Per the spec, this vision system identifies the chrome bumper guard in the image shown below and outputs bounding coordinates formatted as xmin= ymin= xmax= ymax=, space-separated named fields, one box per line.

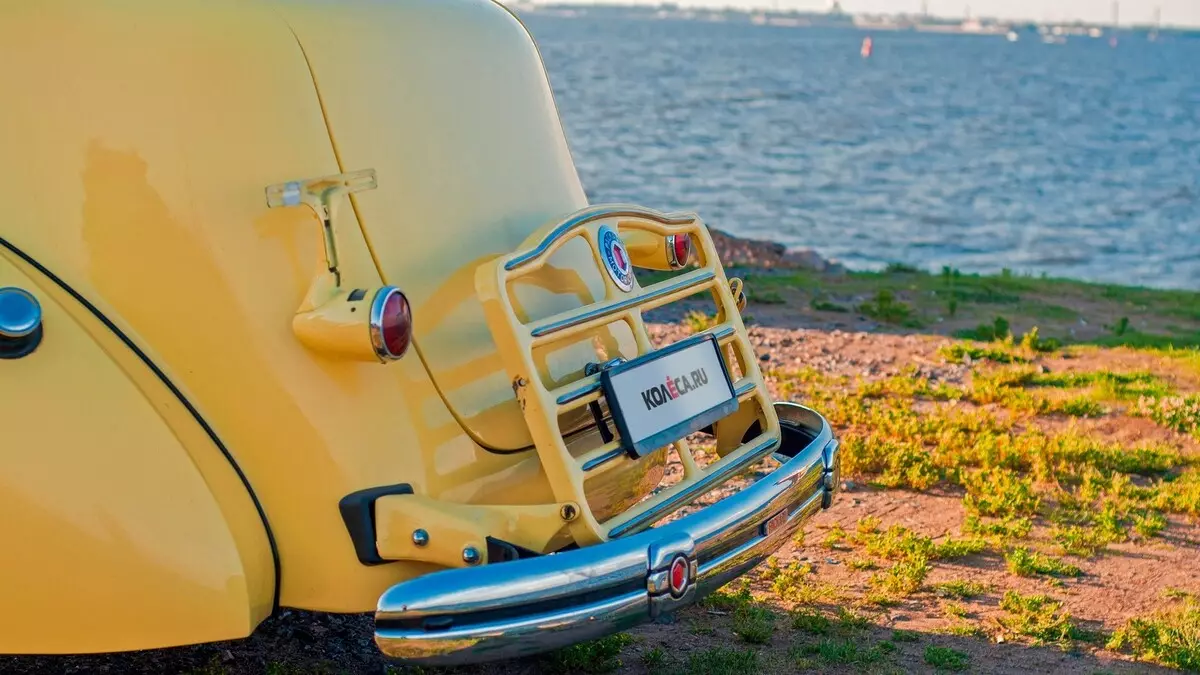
xmin=375 ymin=403 xmax=839 ymax=665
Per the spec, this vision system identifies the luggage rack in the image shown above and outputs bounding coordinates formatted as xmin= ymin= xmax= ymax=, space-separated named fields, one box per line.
xmin=476 ymin=204 xmax=781 ymax=546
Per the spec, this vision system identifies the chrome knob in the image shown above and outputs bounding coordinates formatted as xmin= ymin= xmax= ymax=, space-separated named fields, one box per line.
xmin=0 ymin=287 xmax=43 ymax=360
xmin=0 ymin=287 xmax=40 ymax=338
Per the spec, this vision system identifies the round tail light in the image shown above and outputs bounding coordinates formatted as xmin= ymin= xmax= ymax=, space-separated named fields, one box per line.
xmin=668 ymin=556 xmax=690 ymax=597
xmin=369 ymin=287 xmax=412 ymax=361
xmin=666 ymin=234 xmax=693 ymax=270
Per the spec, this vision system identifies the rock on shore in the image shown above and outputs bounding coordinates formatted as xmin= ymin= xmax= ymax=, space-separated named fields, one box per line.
xmin=708 ymin=228 xmax=846 ymax=273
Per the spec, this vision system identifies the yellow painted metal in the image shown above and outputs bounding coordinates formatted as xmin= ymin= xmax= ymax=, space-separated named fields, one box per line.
xmin=291 ymin=287 xmax=389 ymax=362
xmin=476 ymin=205 xmax=780 ymax=545
xmin=375 ymin=495 xmax=572 ymax=567
xmin=0 ymin=0 xmax=773 ymax=655
xmin=272 ymin=0 xmax=600 ymax=452
xmin=0 ymin=0 xmax=566 ymax=627
xmin=0 ymin=250 xmax=275 ymax=653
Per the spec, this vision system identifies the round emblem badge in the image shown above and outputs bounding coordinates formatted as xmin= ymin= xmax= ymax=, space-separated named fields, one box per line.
xmin=598 ymin=225 xmax=634 ymax=292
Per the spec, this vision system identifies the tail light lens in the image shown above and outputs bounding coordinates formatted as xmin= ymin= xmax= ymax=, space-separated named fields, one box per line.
xmin=369 ymin=287 xmax=412 ymax=361
xmin=666 ymin=234 xmax=693 ymax=270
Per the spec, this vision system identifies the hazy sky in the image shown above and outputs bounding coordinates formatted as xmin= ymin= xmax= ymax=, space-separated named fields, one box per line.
xmin=536 ymin=0 xmax=1200 ymax=27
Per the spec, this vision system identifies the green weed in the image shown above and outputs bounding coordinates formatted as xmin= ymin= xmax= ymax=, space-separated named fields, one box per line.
xmin=932 ymin=580 xmax=991 ymax=599
xmin=1107 ymin=599 xmax=1200 ymax=671
xmin=924 ymin=645 xmax=970 ymax=671
xmin=858 ymin=290 xmax=921 ymax=327
xmin=542 ymin=633 xmax=635 ymax=674
xmin=683 ymin=647 xmax=759 ymax=675
xmin=998 ymin=591 xmax=1082 ymax=644
xmin=1005 ymin=547 xmax=1083 ymax=578
xmin=731 ymin=602 xmax=775 ymax=645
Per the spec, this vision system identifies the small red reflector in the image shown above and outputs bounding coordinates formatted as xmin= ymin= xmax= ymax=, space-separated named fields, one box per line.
xmin=370 ymin=287 xmax=413 ymax=361
xmin=667 ymin=234 xmax=693 ymax=269
xmin=669 ymin=556 xmax=689 ymax=596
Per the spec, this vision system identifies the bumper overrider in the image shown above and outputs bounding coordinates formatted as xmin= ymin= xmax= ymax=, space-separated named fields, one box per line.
xmin=374 ymin=403 xmax=840 ymax=665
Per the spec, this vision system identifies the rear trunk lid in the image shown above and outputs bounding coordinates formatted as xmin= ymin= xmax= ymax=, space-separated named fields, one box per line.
xmin=276 ymin=0 xmax=635 ymax=450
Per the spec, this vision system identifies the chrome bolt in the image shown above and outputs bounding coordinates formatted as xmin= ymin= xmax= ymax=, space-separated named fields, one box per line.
xmin=462 ymin=546 xmax=481 ymax=566
xmin=411 ymin=529 xmax=429 ymax=547
xmin=560 ymin=504 xmax=578 ymax=521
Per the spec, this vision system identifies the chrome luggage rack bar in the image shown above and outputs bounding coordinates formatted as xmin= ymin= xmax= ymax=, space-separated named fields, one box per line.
xmin=474 ymin=204 xmax=782 ymax=547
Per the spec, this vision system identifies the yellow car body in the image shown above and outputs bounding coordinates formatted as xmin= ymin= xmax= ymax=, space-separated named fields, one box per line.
xmin=0 ymin=0 xmax=839 ymax=664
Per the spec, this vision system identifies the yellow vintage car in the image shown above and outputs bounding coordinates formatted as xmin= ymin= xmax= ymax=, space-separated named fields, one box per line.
xmin=0 ymin=0 xmax=839 ymax=666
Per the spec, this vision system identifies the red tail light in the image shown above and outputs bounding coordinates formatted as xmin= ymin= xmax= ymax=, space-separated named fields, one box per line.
xmin=668 ymin=556 xmax=690 ymax=597
xmin=370 ymin=287 xmax=412 ymax=361
xmin=666 ymin=233 xmax=693 ymax=270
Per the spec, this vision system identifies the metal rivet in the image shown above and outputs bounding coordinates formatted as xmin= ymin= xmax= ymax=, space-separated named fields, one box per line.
xmin=411 ymin=529 xmax=429 ymax=547
xmin=462 ymin=546 xmax=481 ymax=566
xmin=560 ymin=504 xmax=578 ymax=522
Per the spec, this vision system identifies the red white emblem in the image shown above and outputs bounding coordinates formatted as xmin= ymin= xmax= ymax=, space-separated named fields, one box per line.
xmin=598 ymin=225 xmax=635 ymax=292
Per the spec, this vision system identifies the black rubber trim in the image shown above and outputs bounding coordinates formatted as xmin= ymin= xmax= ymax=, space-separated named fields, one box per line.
xmin=0 ymin=237 xmax=282 ymax=610
xmin=338 ymin=483 xmax=414 ymax=565
xmin=485 ymin=536 xmax=541 ymax=564
xmin=0 ymin=323 xmax=43 ymax=359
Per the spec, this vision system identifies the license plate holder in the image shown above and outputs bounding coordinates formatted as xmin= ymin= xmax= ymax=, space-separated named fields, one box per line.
xmin=600 ymin=334 xmax=738 ymax=459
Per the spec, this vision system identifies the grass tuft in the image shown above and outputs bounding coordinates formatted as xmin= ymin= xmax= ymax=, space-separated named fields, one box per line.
xmin=1107 ymin=599 xmax=1200 ymax=671
xmin=924 ymin=645 xmax=971 ymax=671
xmin=998 ymin=591 xmax=1082 ymax=644
xmin=1005 ymin=547 xmax=1083 ymax=578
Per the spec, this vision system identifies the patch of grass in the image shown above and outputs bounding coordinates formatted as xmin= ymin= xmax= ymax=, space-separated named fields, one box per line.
xmin=999 ymin=591 xmax=1082 ymax=644
xmin=859 ymin=524 xmax=933 ymax=560
xmin=1051 ymin=525 xmax=1117 ymax=558
xmin=932 ymin=580 xmax=991 ymax=600
xmin=810 ymin=296 xmax=849 ymax=312
xmin=858 ymin=290 xmax=921 ymax=327
xmin=746 ymin=288 xmax=785 ymax=305
xmin=1134 ymin=395 xmax=1200 ymax=438
xmin=1033 ymin=370 xmax=1171 ymax=400
xmin=892 ymin=629 xmax=921 ymax=642
xmin=835 ymin=607 xmax=873 ymax=632
xmin=1054 ymin=396 xmax=1106 ymax=418
xmin=796 ymin=639 xmax=892 ymax=666
xmin=932 ymin=537 xmax=988 ymax=560
xmin=847 ymin=556 xmax=879 ymax=571
xmin=1005 ymin=547 xmax=1083 ymax=578
xmin=542 ymin=633 xmax=636 ymax=674
xmin=683 ymin=309 xmax=719 ymax=334
xmin=942 ymin=601 xmax=969 ymax=618
xmin=1133 ymin=510 xmax=1169 ymax=538
xmin=963 ymin=468 xmax=1041 ymax=518
xmin=822 ymin=524 xmax=849 ymax=549
xmin=964 ymin=515 xmax=1033 ymax=540
xmin=641 ymin=646 xmax=666 ymax=669
xmin=703 ymin=585 xmax=754 ymax=612
xmin=766 ymin=560 xmax=818 ymax=604
xmin=938 ymin=342 xmax=1027 ymax=365
xmin=731 ymin=602 xmax=775 ymax=645
xmin=870 ymin=556 xmax=930 ymax=598
xmin=1107 ymin=599 xmax=1200 ymax=671
xmin=944 ymin=620 xmax=988 ymax=638
xmin=924 ymin=645 xmax=970 ymax=671
xmin=684 ymin=647 xmax=759 ymax=675
xmin=791 ymin=608 xmax=832 ymax=635
xmin=954 ymin=316 xmax=1012 ymax=342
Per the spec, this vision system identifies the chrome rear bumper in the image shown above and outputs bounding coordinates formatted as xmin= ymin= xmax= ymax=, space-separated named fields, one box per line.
xmin=374 ymin=403 xmax=839 ymax=665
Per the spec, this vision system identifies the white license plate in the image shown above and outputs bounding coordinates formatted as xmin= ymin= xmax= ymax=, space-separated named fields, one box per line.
xmin=601 ymin=335 xmax=738 ymax=458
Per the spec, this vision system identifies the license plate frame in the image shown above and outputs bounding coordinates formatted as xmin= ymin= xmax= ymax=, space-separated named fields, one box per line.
xmin=600 ymin=334 xmax=738 ymax=459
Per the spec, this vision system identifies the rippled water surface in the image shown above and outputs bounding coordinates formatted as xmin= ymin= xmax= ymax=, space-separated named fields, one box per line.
xmin=522 ymin=14 xmax=1200 ymax=289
